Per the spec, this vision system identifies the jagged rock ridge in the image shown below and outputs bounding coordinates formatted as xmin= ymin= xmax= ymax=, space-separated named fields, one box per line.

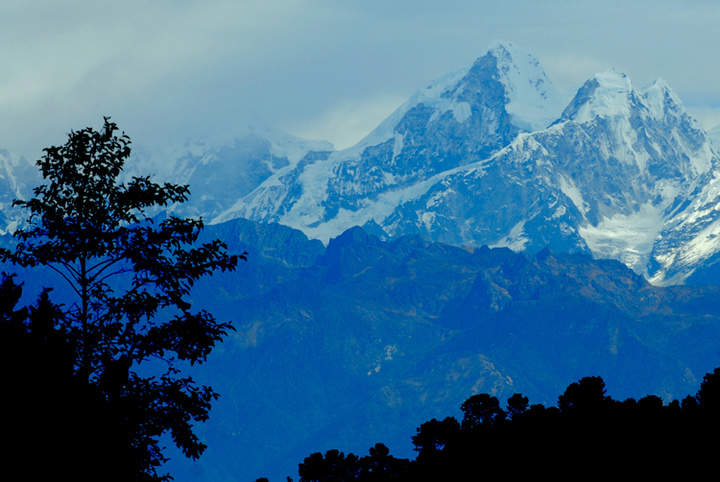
xmin=209 ymin=42 xmax=720 ymax=285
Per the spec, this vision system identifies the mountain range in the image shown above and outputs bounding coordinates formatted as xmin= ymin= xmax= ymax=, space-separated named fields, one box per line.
xmin=162 ymin=218 xmax=720 ymax=481
xmin=4 ymin=42 xmax=720 ymax=285
xmin=198 ymin=41 xmax=720 ymax=287
xmin=3 ymin=41 xmax=720 ymax=481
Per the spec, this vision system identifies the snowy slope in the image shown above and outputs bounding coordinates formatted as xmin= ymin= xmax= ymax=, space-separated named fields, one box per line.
xmin=207 ymin=42 xmax=720 ymax=284
xmin=0 ymin=148 xmax=41 ymax=234
xmin=129 ymin=126 xmax=335 ymax=221
xmin=0 ymin=43 xmax=716 ymax=283
xmin=213 ymin=41 xmax=566 ymax=238
xmin=556 ymin=72 xmax=717 ymax=279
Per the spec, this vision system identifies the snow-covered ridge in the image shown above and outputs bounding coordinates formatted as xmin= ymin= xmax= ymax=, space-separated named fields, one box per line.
xmin=205 ymin=42 xmax=720 ymax=285
xmin=2 ymin=41 xmax=718 ymax=286
xmin=569 ymin=69 xmax=633 ymax=123
xmin=254 ymin=124 xmax=335 ymax=164
xmin=352 ymin=40 xmax=566 ymax=151
xmin=351 ymin=64 xmax=473 ymax=152
xmin=0 ymin=41 xmax=703 ymax=286
xmin=490 ymin=41 xmax=567 ymax=131
xmin=641 ymin=78 xmax=680 ymax=120
xmin=213 ymin=41 xmax=570 ymax=225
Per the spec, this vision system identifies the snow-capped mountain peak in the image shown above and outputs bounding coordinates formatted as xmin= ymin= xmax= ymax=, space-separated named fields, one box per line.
xmin=214 ymin=43 xmax=569 ymax=228
xmin=358 ymin=40 xmax=564 ymax=150
xmin=561 ymin=69 xmax=634 ymax=123
xmin=2 ymin=43 xmax=720 ymax=287
xmin=487 ymin=40 xmax=566 ymax=131
xmin=640 ymin=77 xmax=682 ymax=121
xmin=199 ymin=44 xmax=720 ymax=285
xmin=352 ymin=63 xmax=473 ymax=151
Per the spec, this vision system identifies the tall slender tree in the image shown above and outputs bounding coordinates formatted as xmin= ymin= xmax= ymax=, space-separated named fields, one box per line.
xmin=1 ymin=117 xmax=242 ymax=480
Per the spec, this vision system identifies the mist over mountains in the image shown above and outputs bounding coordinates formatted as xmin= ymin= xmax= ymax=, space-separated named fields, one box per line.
xmin=4 ymin=41 xmax=720 ymax=481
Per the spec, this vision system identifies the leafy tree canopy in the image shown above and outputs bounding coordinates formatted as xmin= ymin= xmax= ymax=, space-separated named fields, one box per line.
xmin=1 ymin=117 xmax=243 ymax=480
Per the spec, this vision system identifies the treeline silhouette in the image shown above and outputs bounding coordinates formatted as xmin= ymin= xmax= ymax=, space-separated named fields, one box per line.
xmin=1 ymin=118 xmax=240 ymax=480
xmin=1 ymin=275 xmax=137 ymax=481
xmin=5 ymin=263 xmax=720 ymax=480
xmin=290 ymin=370 xmax=720 ymax=481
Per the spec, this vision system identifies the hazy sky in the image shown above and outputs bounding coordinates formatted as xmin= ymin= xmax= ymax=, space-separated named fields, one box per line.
xmin=1 ymin=0 xmax=719 ymax=161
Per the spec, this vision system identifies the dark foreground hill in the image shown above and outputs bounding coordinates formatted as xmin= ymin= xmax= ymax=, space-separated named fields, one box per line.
xmin=163 ymin=219 xmax=720 ymax=481
xmin=6 ymin=218 xmax=720 ymax=481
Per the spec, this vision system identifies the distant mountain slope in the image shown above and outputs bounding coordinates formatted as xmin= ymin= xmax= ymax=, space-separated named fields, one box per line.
xmin=213 ymin=42 xmax=566 ymax=239
xmin=4 ymin=206 xmax=720 ymax=481
xmin=0 ymin=148 xmax=40 ymax=234
xmin=133 ymin=127 xmax=335 ymax=222
xmin=161 ymin=219 xmax=720 ymax=482
xmin=1 ymin=42 xmax=719 ymax=283
xmin=209 ymin=42 xmax=720 ymax=285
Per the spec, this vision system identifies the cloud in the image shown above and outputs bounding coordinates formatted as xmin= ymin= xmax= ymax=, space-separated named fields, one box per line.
xmin=0 ymin=1 xmax=717 ymax=161
xmin=288 ymin=93 xmax=408 ymax=150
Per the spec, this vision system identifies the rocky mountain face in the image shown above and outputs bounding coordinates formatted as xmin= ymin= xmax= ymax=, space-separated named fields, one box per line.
xmin=206 ymin=42 xmax=720 ymax=286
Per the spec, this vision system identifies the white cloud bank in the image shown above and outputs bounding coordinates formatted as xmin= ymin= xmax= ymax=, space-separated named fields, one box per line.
xmin=0 ymin=0 xmax=718 ymax=161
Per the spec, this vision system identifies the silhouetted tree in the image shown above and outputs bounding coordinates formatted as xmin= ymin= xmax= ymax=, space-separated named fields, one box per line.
xmin=505 ymin=393 xmax=529 ymax=420
xmin=557 ymin=375 xmax=609 ymax=413
xmin=410 ymin=416 xmax=464 ymax=479
xmin=681 ymin=394 xmax=700 ymax=411
xmin=697 ymin=367 xmax=720 ymax=412
xmin=1 ymin=118 xmax=242 ymax=480
xmin=460 ymin=393 xmax=506 ymax=429
xmin=358 ymin=443 xmax=410 ymax=481
xmin=1 ymin=274 xmax=134 ymax=481
xmin=294 ymin=368 xmax=720 ymax=480
xmin=412 ymin=416 xmax=460 ymax=458
xmin=298 ymin=449 xmax=360 ymax=482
